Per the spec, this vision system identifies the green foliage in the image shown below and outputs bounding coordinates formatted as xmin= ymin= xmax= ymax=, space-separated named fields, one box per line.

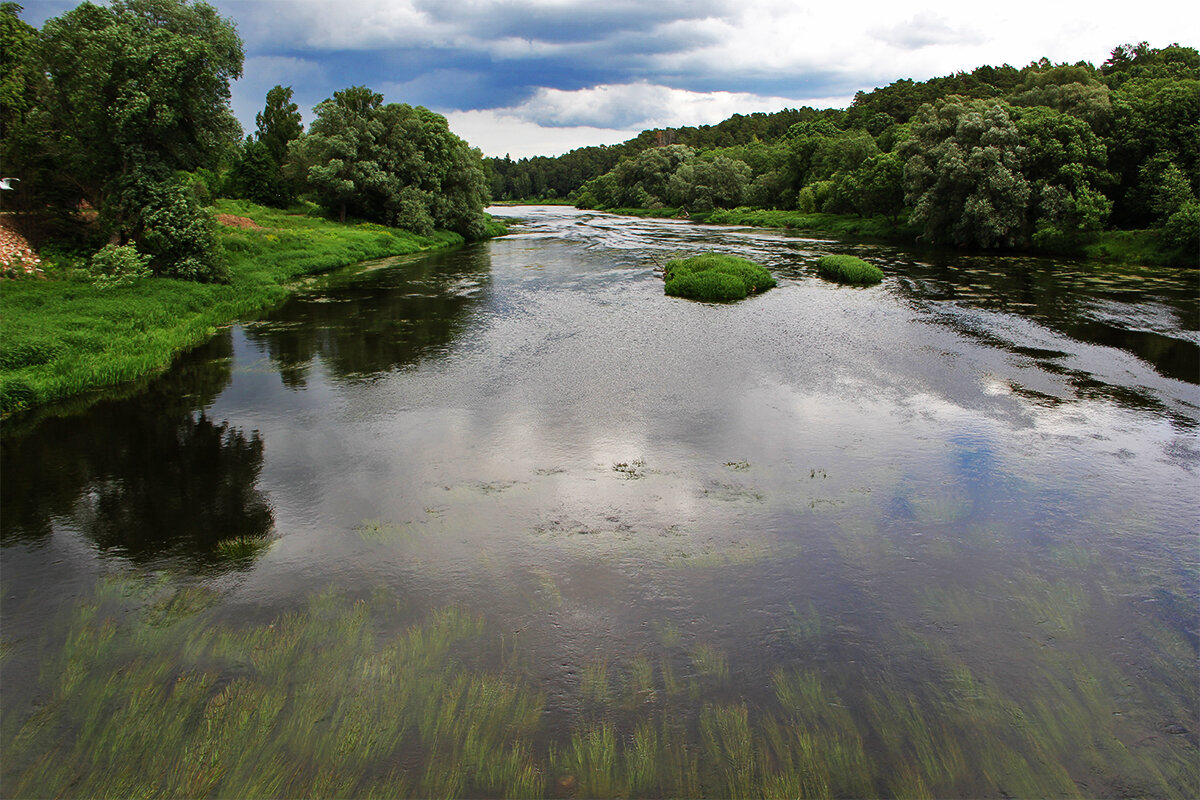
xmin=815 ymin=254 xmax=885 ymax=285
xmin=2 ymin=0 xmax=243 ymax=278
xmin=1160 ymin=200 xmax=1200 ymax=261
xmin=224 ymin=137 xmax=291 ymax=208
xmin=33 ymin=0 xmax=243 ymax=218
xmin=510 ymin=43 xmax=1198 ymax=260
xmin=901 ymin=98 xmax=1031 ymax=248
xmin=133 ymin=179 xmax=228 ymax=282
xmin=666 ymin=155 xmax=751 ymax=210
xmin=288 ymin=87 xmax=490 ymax=239
xmin=87 ymin=243 xmax=152 ymax=287
xmin=663 ymin=253 xmax=776 ymax=301
xmin=255 ymin=84 xmax=303 ymax=166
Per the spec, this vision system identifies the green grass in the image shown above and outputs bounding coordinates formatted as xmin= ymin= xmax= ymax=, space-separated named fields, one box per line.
xmin=815 ymin=254 xmax=885 ymax=285
xmin=663 ymin=253 xmax=776 ymax=301
xmin=0 ymin=199 xmax=502 ymax=416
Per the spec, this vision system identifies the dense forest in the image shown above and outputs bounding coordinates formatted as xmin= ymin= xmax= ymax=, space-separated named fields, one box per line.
xmin=487 ymin=44 xmax=1198 ymax=261
xmin=0 ymin=0 xmax=492 ymax=283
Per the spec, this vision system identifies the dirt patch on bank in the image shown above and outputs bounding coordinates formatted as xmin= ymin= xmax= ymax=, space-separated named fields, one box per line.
xmin=0 ymin=216 xmax=43 ymax=277
xmin=215 ymin=213 xmax=264 ymax=230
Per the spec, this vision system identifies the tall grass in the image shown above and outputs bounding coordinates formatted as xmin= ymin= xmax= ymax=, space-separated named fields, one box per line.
xmin=0 ymin=200 xmax=484 ymax=416
xmin=663 ymin=253 xmax=776 ymax=301
xmin=815 ymin=254 xmax=885 ymax=285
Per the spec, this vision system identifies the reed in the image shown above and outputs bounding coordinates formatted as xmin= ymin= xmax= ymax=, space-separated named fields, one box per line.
xmin=4 ymin=574 xmax=1196 ymax=799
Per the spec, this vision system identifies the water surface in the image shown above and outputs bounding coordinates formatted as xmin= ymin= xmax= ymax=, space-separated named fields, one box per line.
xmin=2 ymin=207 xmax=1197 ymax=797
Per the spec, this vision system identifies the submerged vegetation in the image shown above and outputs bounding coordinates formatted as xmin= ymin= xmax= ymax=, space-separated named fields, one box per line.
xmin=816 ymin=254 xmax=885 ymax=285
xmin=1 ymin=576 xmax=1195 ymax=798
xmin=663 ymin=253 xmax=776 ymax=301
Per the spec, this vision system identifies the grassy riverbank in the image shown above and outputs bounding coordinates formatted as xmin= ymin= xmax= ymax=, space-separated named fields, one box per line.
xmin=0 ymin=201 xmax=498 ymax=417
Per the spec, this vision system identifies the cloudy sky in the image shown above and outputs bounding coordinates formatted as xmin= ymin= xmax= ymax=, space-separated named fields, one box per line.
xmin=19 ymin=1 xmax=1190 ymax=158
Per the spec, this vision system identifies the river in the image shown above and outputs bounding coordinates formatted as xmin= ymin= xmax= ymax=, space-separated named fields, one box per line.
xmin=2 ymin=206 xmax=1197 ymax=797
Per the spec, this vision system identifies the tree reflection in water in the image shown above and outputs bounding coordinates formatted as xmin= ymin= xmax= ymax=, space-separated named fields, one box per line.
xmin=0 ymin=330 xmax=274 ymax=569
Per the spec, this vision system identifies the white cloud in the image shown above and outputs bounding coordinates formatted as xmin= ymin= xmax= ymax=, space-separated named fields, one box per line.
xmin=442 ymin=109 xmax=640 ymax=159
xmin=511 ymin=83 xmax=809 ymax=129
xmin=443 ymin=83 xmax=854 ymax=157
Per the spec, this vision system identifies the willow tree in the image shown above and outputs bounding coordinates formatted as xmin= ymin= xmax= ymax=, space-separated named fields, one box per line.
xmin=901 ymin=98 xmax=1031 ymax=248
xmin=289 ymin=87 xmax=490 ymax=239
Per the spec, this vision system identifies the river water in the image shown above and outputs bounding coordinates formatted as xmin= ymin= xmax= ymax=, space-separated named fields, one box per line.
xmin=2 ymin=206 xmax=1197 ymax=797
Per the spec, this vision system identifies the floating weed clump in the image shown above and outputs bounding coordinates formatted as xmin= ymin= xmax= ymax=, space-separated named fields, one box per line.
xmin=214 ymin=535 xmax=272 ymax=562
xmin=816 ymin=254 xmax=885 ymax=285
xmin=663 ymin=253 xmax=776 ymax=301
xmin=611 ymin=457 xmax=647 ymax=479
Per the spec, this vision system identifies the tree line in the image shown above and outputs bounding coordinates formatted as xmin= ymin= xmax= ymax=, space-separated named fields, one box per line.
xmin=488 ymin=44 xmax=1198 ymax=259
xmin=0 ymin=0 xmax=492 ymax=283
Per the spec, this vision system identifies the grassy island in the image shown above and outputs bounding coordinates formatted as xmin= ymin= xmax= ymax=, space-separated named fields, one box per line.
xmin=0 ymin=200 xmax=505 ymax=416
xmin=815 ymin=254 xmax=885 ymax=285
xmin=663 ymin=254 xmax=777 ymax=301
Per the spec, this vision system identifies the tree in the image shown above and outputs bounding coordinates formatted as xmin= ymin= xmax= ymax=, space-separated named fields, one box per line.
xmin=609 ymin=145 xmax=695 ymax=206
xmin=834 ymin=152 xmax=905 ymax=222
xmin=1016 ymin=105 xmax=1112 ymax=247
xmin=289 ymin=87 xmax=490 ymax=238
xmin=225 ymin=137 xmax=290 ymax=208
xmin=255 ymin=85 xmax=303 ymax=166
xmin=1107 ymin=72 xmax=1200 ymax=225
xmin=667 ymin=155 xmax=751 ymax=210
xmin=23 ymin=0 xmax=243 ymax=278
xmin=288 ymin=86 xmax=385 ymax=224
xmin=900 ymin=98 xmax=1030 ymax=248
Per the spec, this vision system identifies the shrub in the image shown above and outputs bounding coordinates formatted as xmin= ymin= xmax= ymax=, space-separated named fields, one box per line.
xmin=815 ymin=254 xmax=885 ymax=285
xmin=663 ymin=253 xmax=776 ymax=301
xmin=87 ymin=243 xmax=152 ymax=288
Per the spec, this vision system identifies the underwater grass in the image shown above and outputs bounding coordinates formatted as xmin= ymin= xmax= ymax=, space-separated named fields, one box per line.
xmin=815 ymin=254 xmax=885 ymax=285
xmin=3 ymin=574 xmax=1196 ymax=799
xmin=0 ymin=199 xmax=489 ymax=416
xmin=663 ymin=253 xmax=776 ymax=301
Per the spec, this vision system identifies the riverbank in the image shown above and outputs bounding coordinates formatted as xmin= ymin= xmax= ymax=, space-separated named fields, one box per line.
xmin=0 ymin=200 xmax=500 ymax=417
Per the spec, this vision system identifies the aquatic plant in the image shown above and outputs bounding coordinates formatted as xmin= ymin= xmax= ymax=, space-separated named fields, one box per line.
xmin=663 ymin=253 xmax=776 ymax=301
xmin=816 ymin=254 xmax=885 ymax=285
xmin=3 ymin=575 xmax=1196 ymax=799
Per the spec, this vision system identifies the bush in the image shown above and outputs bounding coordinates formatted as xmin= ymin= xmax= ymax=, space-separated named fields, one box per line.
xmin=1162 ymin=200 xmax=1200 ymax=263
xmin=87 ymin=243 xmax=152 ymax=287
xmin=136 ymin=182 xmax=229 ymax=282
xmin=815 ymin=254 xmax=885 ymax=285
xmin=663 ymin=253 xmax=776 ymax=301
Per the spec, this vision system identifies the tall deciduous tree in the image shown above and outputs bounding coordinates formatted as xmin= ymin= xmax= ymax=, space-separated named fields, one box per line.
xmin=901 ymin=98 xmax=1031 ymax=248
xmin=28 ymin=0 xmax=243 ymax=278
xmin=255 ymin=85 xmax=303 ymax=166
xmin=288 ymin=87 xmax=490 ymax=238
